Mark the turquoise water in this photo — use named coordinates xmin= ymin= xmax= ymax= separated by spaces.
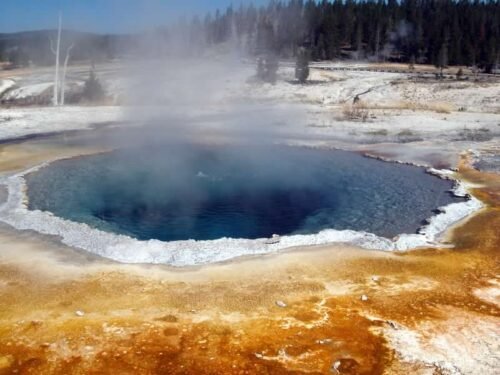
xmin=26 ymin=144 xmax=463 ymax=241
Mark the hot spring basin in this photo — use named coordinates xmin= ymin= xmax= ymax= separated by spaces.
xmin=25 ymin=144 xmax=464 ymax=242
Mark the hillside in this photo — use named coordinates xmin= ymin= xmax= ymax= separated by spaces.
xmin=0 ymin=29 xmax=132 ymax=67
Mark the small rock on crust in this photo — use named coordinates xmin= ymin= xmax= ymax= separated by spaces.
xmin=331 ymin=360 xmax=341 ymax=373
xmin=317 ymin=338 xmax=333 ymax=345
xmin=75 ymin=310 xmax=85 ymax=317
xmin=360 ymin=295 xmax=369 ymax=302
xmin=275 ymin=300 xmax=287 ymax=308
xmin=265 ymin=234 xmax=281 ymax=244
xmin=330 ymin=358 xmax=360 ymax=374
xmin=386 ymin=320 xmax=399 ymax=330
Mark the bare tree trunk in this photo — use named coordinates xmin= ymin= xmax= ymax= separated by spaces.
xmin=60 ymin=44 xmax=74 ymax=105
xmin=52 ymin=12 xmax=62 ymax=106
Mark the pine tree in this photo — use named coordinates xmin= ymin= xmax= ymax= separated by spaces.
xmin=265 ymin=53 xmax=279 ymax=84
xmin=255 ymin=16 xmax=279 ymax=84
xmin=295 ymin=46 xmax=310 ymax=83
xmin=82 ymin=68 xmax=105 ymax=102
xmin=409 ymin=55 xmax=415 ymax=71
xmin=437 ymin=43 xmax=448 ymax=78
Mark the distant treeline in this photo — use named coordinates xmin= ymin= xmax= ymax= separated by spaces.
xmin=203 ymin=0 xmax=500 ymax=70
xmin=1 ymin=1 xmax=499 ymax=71
xmin=0 ymin=30 xmax=131 ymax=67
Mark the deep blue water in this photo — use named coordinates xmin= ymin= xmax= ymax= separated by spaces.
xmin=26 ymin=145 xmax=463 ymax=241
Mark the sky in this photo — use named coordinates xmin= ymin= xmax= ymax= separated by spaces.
xmin=0 ymin=0 xmax=267 ymax=34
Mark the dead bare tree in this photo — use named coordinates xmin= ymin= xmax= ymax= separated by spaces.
xmin=60 ymin=43 xmax=74 ymax=105
xmin=50 ymin=12 xmax=62 ymax=106
xmin=50 ymin=12 xmax=74 ymax=106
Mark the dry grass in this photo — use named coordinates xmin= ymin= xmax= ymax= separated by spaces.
xmin=351 ymin=100 xmax=454 ymax=114
xmin=370 ymin=62 xmax=469 ymax=74
xmin=341 ymin=102 xmax=371 ymax=121
xmin=426 ymin=102 xmax=454 ymax=113
xmin=340 ymin=99 xmax=453 ymax=121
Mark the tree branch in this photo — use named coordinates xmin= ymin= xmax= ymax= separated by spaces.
xmin=49 ymin=37 xmax=57 ymax=55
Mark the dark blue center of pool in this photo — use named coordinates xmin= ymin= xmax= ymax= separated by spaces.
xmin=26 ymin=145 xmax=463 ymax=241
